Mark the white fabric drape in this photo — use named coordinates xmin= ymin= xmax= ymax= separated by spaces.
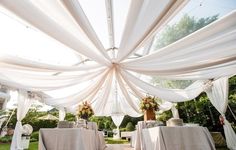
xmin=116 ymin=0 xmax=187 ymax=62
xmin=58 ymin=108 xmax=66 ymax=121
xmin=111 ymin=115 xmax=124 ymax=139
xmin=0 ymin=0 xmax=110 ymax=66
xmin=92 ymin=68 xmax=114 ymax=116
xmin=0 ymin=55 xmax=104 ymax=72
xmin=158 ymin=101 xmax=174 ymax=113
xmin=0 ymin=89 xmax=10 ymax=111
xmin=0 ymin=5 xmax=235 ymax=116
xmin=120 ymin=69 xmax=205 ymax=102
xmin=0 ymin=0 xmax=235 ymax=122
xmin=171 ymin=104 xmax=180 ymax=118
xmin=0 ymin=1 xmax=235 ymax=149
xmin=11 ymin=90 xmax=32 ymax=150
xmin=61 ymin=0 xmax=111 ymax=61
xmin=0 ymin=90 xmax=10 ymax=99
xmin=43 ymin=69 xmax=110 ymax=107
xmin=0 ymin=68 xmax=106 ymax=91
xmin=121 ymin=11 xmax=236 ymax=80
xmin=111 ymin=115 xmax=124 ymax=128
xmin=205 ymin=77 xmax=236 ymax=150
xmin=115 ymin=71 xmax=140 ymax=113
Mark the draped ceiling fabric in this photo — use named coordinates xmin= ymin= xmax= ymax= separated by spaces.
xmin=0 ymin=1 xmax=236 ymax=149
xmin=0 ymin=0 xmax=235 ymax=132
xmin=0 ymin=0 xmax=235 ymax=115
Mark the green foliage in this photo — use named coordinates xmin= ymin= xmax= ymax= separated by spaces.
xmin=125 ymin=122 xmax=135 ymax=131
xmin=0 ymin=142 xmax=36 ymax=150
xmin=151 ymin=79 xmax=194 ymax=89
xmin=31 ymin=131 xmax=39 ymax=141
xmin=149 ymin=14 xmax=236 ymax=133
xmin=0 ymin=135 xmax=12 ymax=143
xmin=30 ymin=138 xmax=38 ymax=142
xmin=90 ymin=116 xmax=115 ymax=130
xmin=0 ymin=110 xmax=7 ymax=118
xmin=65 ymin=113 xmax=76 ymax=122
xmin=107 ymin=131 xmax=113 ymax=137
xmin=0 ymin=142 xmax=228 ymax=150
xmin=2 ymin=109 xmax=58 ymax=131
xmin=156 ymin=110 xmax=172 ymax=122
xmin=177 ymin=94 xmax=223 ymax=131
xmin=153 ymin=14 xmax=218 ymax=50
xmin=105 ymin=137 xmax=129 ymax=144
xmin=119 ymin=127 xmax=126 ymax=132
xmin=87 ymin=115 xmax=142 ymax=131
xmin=30 ymin=120 xmax=57 ymax=131
xmin=120 ymin=115 xmax=143 ymax=128
xmin=153 ymin=77 xmax=236 ymax=133
xmin=175 ymin=76 xmax=236 ymax=132
xmin=152 ymin=14 xmax=219 ymax=90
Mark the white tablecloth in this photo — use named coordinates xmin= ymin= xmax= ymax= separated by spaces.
xmin=141 ymin=126 xmax=216 ymax=150
xmin=131 ymin=131 xmax=136 ymax=147
xmin=39 ymin=128 xmax=105 ymax=150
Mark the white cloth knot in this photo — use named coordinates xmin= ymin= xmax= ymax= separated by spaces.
xmin=203 ymin=81 xmax=213 ymax=92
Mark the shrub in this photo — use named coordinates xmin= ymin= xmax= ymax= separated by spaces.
xmin=31 ymin=131 xmax=39 ymax=141
xmin=107 ymin=131 xmax=113 ymax=137
xmin=0 ymin=135 xmax=12 ymax=143
xmin=30 ymin=138 xmax=38 ymax=142
xmin=119 ymin=128 xmax=126 ymax=132
xmin=30 ymin=120 xmax=57 ymax=131
xmin=126 ymin=122 xmax=135 ymax=131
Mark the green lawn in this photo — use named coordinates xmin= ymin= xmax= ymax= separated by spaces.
xmin=0 ymin=142 xmax=38 ymax=150
xmin=105 ymin=137 xmax=129 ymax=144
xmin=0 ymin=139 xmax=129 ymax=150
xmin=0 ymin=141 xmax=229 ymax=150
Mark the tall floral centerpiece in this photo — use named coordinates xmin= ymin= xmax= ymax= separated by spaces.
xmin=140 ymin=96 xmax=159 ymax=121
xmin=77 ymin=101 xmax=94 ymax=120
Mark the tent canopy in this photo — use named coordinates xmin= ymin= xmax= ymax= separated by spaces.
xmin=1 ymin=1 xmax=236 ymax=149
xmin=0 ymin=0 xmax=235 ymax=117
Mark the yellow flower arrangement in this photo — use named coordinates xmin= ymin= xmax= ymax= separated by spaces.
xmin=77 ymin=101 xmax=94 ymax=120
xmin=140 ymin=96 xmax=159 ymax=112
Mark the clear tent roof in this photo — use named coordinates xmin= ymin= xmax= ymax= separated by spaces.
xmin=0 ymin=0 xmax=236 ymax=114
xmin=0 ymin=0 xmax=235 ymax=65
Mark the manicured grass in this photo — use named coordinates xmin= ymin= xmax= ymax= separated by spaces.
xmin=105 ymin=137 xmax=129 ymax=144
xmin=0 ymin=142 xmax=38 ymax=150
xmin=0 ymin=141 xmax=229 ymax=149
xmin=0 ymin=138 xmax=129 ymax=149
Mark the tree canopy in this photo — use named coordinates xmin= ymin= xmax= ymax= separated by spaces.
xmin=153 ymin=14 xmax=218 ymax=50
xmin=152 ymin=14 xmax=218 ymax=89
xmin=151 ymin=14 xmax=235 ymax=132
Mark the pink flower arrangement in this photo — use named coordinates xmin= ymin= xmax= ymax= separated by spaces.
xmin=77 ymin=101 xmax=94 ymax=120
xmin=140 ymin=96 xmax=159 ymax=111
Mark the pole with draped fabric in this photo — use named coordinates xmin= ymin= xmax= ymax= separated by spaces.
xmin=111 ymin=115 xmax=124 ymax=139
xmin=10 ymin=90 xmax=32 ymax=150
xmin=205 ymin=77 xmax=236 ymax=150
xmin=58 ymin=107 xmax=66 ymax=121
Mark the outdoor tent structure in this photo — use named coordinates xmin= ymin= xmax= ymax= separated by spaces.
xmin=0 ymin=0 xmax=236 ymax=149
